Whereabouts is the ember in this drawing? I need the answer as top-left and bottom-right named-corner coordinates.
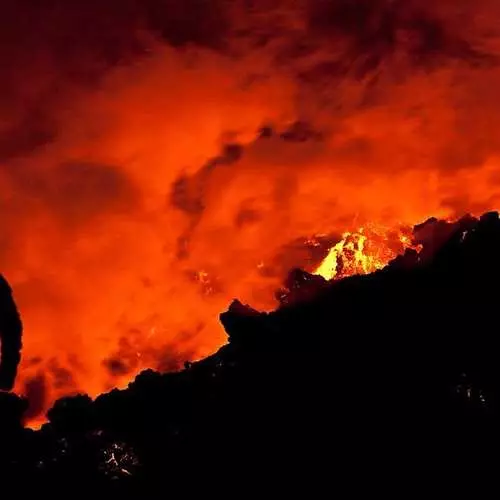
top-left (100, 442), bottom-right (140, 479)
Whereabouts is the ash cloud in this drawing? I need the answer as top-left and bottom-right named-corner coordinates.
top-left (22, 373), bottom-right (46, 421)
top-left (306, 0), bottom-right (493, 67)
top-left (47, 161), bottom-right (141, 225)
top-left (3, 0), bottom-right (500, 421)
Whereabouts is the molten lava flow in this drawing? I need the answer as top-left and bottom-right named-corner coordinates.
top-left (314, 226), bottom-right (418, 280)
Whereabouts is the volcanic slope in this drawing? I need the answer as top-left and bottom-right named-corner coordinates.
top-left (1, 211), bottom-right (500, 492)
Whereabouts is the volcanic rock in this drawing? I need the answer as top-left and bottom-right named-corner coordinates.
top-left (2, 212), bottom-right (500, 492)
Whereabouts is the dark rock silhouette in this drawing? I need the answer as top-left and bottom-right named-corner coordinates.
top-left (0, 274), bottom-right (22, 391)
top-left (1, 212), bottom-right (500, 493)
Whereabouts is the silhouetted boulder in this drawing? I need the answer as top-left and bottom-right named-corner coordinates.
top-left (220, 299), bottom-right (264, 343)
top-left (0, 391), bottom-right (27, 431)
top-left (0, 275), bottom-right (22, 391)
top-left (47, 395), bottom-right (95, 434)
top-left (276, 268), bottom-right (328, 305)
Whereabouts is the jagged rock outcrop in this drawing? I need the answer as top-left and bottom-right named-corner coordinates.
top-left (1, 212), bottom-right (500, 493)
top-left (0, 275), bottom-right (22, 391)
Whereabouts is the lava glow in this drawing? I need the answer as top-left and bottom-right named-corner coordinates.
top-left (314, 227), bottom-right (417, 280)
top-left (1, 0), bottom-right (500, 424)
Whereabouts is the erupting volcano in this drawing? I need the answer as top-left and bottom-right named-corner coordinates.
top-left (313, 225), bottom-right (419, 280)
top-left (2, 0), bottom-right (500, 425)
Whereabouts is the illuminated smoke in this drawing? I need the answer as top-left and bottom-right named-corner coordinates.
top-left (1, 0), bottom-right (500, 422)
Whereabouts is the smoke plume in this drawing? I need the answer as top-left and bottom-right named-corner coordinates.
top-left (2, 0), bottom-right (500, 420)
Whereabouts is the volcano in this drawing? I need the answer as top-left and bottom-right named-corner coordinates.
top-left (2, 0), bottom-right (500, 423)
top-left (0, 211), bottom-right (499, 492)
top-left (3, 0), bottom-right (500, 493)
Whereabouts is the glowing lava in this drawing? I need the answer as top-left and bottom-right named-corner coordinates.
top-left (314, 226), bottom-right (417, 280)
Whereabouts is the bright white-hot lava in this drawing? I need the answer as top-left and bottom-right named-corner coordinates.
top-left (314, 226), bottom-right (419, 280)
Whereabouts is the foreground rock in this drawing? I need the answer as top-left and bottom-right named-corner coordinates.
top-left (0, 274), bottom-right (22, 391)
top-left (1, 212), bottom-right (500, 493)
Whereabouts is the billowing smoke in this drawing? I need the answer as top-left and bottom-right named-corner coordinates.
top-left (2, 0), bottom-right (500, 421)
